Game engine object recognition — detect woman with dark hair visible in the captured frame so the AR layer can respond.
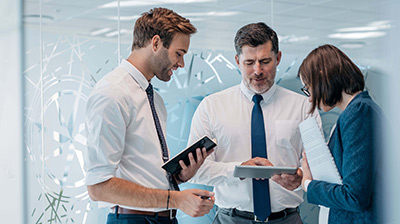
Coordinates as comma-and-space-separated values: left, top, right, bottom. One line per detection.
299, 44, 383, 224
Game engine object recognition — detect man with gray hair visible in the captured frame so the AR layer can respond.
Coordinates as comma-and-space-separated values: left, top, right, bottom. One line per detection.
187, 22, 321, 223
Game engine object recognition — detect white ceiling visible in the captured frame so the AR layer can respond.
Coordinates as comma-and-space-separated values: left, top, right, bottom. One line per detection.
23, 0, 392, 68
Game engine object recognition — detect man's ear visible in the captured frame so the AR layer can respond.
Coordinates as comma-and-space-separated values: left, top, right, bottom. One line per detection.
235, 54, 240, 66
276, 51, 282, 66
151, 35, 162, 52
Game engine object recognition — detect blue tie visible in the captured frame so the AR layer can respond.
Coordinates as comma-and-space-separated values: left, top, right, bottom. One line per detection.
251, 94, 271, 221
146, 83, 179, 191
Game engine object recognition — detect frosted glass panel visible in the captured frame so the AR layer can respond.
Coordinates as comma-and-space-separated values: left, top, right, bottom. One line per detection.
24, 28, 118, 223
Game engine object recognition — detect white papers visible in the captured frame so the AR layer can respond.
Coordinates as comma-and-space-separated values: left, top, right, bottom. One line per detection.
299, 117, 342, 184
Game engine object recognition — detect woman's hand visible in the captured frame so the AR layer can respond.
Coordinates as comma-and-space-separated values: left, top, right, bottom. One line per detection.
301, 152, 313, 191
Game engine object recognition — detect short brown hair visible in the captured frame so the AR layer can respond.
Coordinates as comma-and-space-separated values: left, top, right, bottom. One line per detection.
132, 7, 197, 50
298, 44, 364, 113
234, 22, 279, 56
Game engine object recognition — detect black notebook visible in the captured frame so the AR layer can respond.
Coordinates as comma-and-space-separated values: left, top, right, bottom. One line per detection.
162, 136, 217, 175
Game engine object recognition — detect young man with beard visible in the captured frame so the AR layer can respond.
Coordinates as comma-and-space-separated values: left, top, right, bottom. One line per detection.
187, 22, 321, 223
84, 8, 215, 224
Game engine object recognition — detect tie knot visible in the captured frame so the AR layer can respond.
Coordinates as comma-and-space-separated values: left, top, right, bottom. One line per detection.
252, 94, 263, 104
146, 83, 153, 97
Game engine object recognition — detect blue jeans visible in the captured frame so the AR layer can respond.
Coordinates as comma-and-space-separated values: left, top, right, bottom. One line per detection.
107, 213, 178, 224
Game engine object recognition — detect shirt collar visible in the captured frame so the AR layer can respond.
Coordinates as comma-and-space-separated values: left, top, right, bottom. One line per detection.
120, 59, 150, 91
240, 80, 277, 103
347, 91, 369, 107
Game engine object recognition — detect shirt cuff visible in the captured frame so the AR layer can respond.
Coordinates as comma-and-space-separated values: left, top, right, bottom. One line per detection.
303, 179, 311, 192
85, 166, 116, 185
293, 184, 303, 192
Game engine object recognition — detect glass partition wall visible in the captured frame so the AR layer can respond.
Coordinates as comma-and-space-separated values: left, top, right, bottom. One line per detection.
24, 1, 122, 223
0, 0, 25, 223
23, 1, 390, 223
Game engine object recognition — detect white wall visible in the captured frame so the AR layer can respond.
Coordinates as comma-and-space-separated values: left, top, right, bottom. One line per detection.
383, 0, 400, 223
0, 0, 25, 223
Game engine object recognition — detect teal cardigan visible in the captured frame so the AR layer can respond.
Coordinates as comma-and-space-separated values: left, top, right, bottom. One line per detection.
307, 91, 383, 224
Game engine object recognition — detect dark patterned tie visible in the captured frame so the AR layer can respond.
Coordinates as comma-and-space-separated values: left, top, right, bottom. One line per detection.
146, 83, 179, 191
251, 94, 271, 221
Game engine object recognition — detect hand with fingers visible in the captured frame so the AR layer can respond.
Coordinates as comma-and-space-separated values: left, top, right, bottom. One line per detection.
171, 189, 215, 217
240, 157, 274, 180
271, 168, 303, 191
175, 147, 214, 183
300, 152, 313, 191
241, 157, 274, 166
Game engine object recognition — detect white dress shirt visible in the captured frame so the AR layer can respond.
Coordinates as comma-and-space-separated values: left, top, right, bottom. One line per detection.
188, 81, 321, 213
84, 59, 170, 212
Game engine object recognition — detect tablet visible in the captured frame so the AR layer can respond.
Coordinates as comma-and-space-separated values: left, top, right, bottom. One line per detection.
233, 165, 297, 179
162, 136, 217, 175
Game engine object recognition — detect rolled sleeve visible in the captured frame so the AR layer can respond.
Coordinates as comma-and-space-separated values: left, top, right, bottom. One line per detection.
84, 90, 129, 186
85, 166, 116, 186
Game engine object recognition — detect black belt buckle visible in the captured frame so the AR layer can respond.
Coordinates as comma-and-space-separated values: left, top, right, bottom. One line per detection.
254, 215, 268, 222
254, 208, 291, 222
282, 209, 288, 219
169, 209, 177, 220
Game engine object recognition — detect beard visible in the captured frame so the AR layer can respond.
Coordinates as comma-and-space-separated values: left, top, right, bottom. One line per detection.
245, 76, 274, 94
153, 48, 173, 82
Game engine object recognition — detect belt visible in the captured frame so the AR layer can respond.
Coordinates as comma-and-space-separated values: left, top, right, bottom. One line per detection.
112, 206, 177, 219
223, 207, 298, 222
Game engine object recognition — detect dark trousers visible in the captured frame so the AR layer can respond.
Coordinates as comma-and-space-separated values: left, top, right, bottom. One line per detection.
213, 207, 302, 224
107, 213, 178, 224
